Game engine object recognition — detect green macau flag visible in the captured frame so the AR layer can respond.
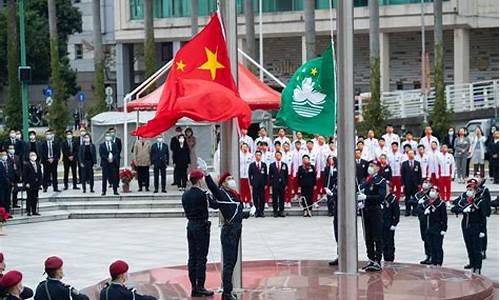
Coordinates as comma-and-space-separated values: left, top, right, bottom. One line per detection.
275, 44, 336, 137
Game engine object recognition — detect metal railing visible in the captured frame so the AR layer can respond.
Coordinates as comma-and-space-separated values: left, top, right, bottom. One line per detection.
357, 80, 499, 119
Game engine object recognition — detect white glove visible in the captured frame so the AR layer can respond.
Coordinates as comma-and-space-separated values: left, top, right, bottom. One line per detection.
357, 201, 365, 210
197, 157, 208, 172
479, 232, 485, 238
463, 206, 471, 213
424, 207, 431, 215
249, 206, 256, 217
418, 198, 425, 204
357, 194, 367, 201
324, 188, 333, 196
440, 231, 446, 236
390, 225, 396, 231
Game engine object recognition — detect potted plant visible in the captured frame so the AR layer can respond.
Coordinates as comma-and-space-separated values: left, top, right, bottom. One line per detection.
0, 207, 9, 236
119, 168, 135, 193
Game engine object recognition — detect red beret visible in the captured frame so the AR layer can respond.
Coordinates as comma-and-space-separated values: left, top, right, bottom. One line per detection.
466, 178, 479, 188
0, 252, 3, 264
218, 171, 231, 186
44, 256, 63, 270
369, 160, 381, 167
109, 260, 129, 277
0, 270, 22, 289
189, 170, 204, 180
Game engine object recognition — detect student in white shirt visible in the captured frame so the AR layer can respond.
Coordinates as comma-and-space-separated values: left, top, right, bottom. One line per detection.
401, 144, 412, 162
419, 126, 440, 153
401, 131, 418, 153
282, 142, 293, 207
290, 140, 305, 201
328, 140, 337, 158
382, 124, 400, 152
427, 141, 441, 186
255, 127, 274, 152
292, 131, 307, 151
415, 144, 429, 179
312, 134, 320, 149
437, 144, 455, 202
239, 143, 254, 207
363, 129, 378, 161
274, 128, 291, 148
239, 128, 255, 153
387, 142, 403, 200
314, 136, 329, 202
374, 138, 388, 161
357, 140, 371, 161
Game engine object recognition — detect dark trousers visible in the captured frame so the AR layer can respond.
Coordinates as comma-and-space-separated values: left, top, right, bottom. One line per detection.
426, 231, 444, 265
332, 208, 338, 243
137, 166, 150, 189
173, 164, 180, 185
81, 162, 94, 192
0, 187, 12, 213
327, 196, 335, 216
271, 186, 285, 214
482, 221, 488, 253
63, 159, 78, 188
11, 179, 19, 207
382, 226, 395, 262
362, 206, 383, 263
466, 158, 471, 177
419, 216, 431, 258
252, 186, 265, 216
462, 223, 482, 270
301, 186, 314, 212
43, 161, 58, 190
26, 188, 39, 214
404, 187, 418, 215
153, 165, 166, 191
221, 223, 242, 295
491, 159, 499, 183
187, 221, 211, 290
177, 166, 188, 188
102, 163, 118, 194
473, 164, 485, 178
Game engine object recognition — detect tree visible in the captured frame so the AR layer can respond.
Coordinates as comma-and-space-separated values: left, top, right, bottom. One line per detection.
47, 0, 69, 137
4, 0, 21, 129
430, 0, 450, 138
358, 0, 387, 135
143, 0, 155, 82
304, 0, 315, 60
190, 0, 198, 36
89, 0, 106, 117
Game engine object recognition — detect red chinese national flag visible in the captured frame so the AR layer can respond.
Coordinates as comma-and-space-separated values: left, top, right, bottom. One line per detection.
134, 14, 251, 138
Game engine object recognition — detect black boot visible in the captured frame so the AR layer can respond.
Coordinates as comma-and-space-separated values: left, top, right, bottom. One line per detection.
419, 257, 431, 265
222, 293, 237, 300
191, 287, 214, 297
464, 264, 473, 269
482, 251, 486, 259
329, 258, 338, 266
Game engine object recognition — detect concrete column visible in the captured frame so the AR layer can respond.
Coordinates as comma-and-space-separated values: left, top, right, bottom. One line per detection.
379, 32, 390, 92
301, 35, 307, 63
173, 40, 182, 55
454, 28, 470, 84
116, 43, 132, 107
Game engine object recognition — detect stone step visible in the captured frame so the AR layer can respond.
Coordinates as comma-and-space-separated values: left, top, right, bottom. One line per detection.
6, 211, 70, 226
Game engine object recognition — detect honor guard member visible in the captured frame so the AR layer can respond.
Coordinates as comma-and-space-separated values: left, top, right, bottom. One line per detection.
0, 254, 34, 299
34, 256, 90, 300
297, 155, 316, 217
269, 151, 288, 217
99, 260, 157, 300
0, 270, 31, 300
382, 182, 400, 262
181, 170, 218, 297
204, 172, 253, 300
451, 179, 489, 274
357, 160, 386, 272
411, 178, 433, 264
323, 156, 339, 265
248, 151, 267, 217
475, 176, 491, 259
415, 186, 447, 266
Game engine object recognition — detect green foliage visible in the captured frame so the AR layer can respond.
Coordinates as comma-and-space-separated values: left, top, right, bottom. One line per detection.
358, 57, 388, 135
88, 62, 107, 118
430, 43, 451, 138
47, 37, 69, 138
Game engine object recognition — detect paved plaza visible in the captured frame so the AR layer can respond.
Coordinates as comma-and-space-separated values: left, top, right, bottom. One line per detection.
0, 214, 497, 291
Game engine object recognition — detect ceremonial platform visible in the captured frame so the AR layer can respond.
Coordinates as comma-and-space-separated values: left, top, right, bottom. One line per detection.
80, 260, 497, 300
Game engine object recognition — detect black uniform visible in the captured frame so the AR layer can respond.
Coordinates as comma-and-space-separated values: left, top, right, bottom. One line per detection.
378, 164, 392, 182
0, 159, 14, 213
359, 174, 386, 265
401, 159, 422, 216
0, 275, 33, 299
355, 158, 368, 184
7, 154, 22, 208
411, 191, 431, 260
323, 165, 338, 240
23, 160, 43, 215
248, 161, 267, 217
477, 185, 491, 257
40, 140, 61, 192
99, 141, 119, 195
34, 278, 89, 300
205, 175, 250, 297
99, 282, 157, 300
451, 191, 489, 272
181, 186, 218, 291
150, 142, 169, 192
269, 160, 288, 216
382, 193, 400, 262
488, 139, 498, 183
61, 138, 79, 190
78, 143, 97, 193
415, 197, 447, 266
297, 164, 316, 212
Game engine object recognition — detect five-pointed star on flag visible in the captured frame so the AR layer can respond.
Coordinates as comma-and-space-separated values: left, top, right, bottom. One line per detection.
310, 68, 318, 76
198, 47, 225, 80
176, 60, 186, 71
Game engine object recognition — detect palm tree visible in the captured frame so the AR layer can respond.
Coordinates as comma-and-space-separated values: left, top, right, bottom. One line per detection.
304, 0, 315, 60
190, 0, 198, 36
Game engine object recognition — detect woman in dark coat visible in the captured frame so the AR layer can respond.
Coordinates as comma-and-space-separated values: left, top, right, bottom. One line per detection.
173, 134, 190, 191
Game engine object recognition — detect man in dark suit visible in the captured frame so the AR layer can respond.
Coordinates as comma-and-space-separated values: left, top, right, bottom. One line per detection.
40, 129, 61, 192
488, 131, 498, 184
3, 129, 24, 156
61, 130, 79, 190
355, 148, 368, 185
23, 151, 43, 216
109, 128, 122, 188
6, 145, 22, 209
150, 136, 169, 193
0, 149, 14, 216
248, 150, 267, 217
170, 126, 183, 186
401, 150, 422, 216
269, 151, 288, 217
99, 132, 119, 196
25, 130, 41, 162
78, 134, 97, 193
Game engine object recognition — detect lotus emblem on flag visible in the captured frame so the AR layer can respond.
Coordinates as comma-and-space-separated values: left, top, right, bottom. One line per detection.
292, 77, 326, 118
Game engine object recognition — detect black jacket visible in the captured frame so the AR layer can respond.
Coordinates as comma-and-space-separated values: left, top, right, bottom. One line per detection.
172, 144, 190, 167
0, 160, 14, 187
488, 140, 498, 161
355, 159, 368, 184
24, 141, 42, 162
415, 198, 447, 233
269, 161, 288, 189
359, 174, 386, 207
61, 139, 79, 162
451, 192, 489, 228
99, 142, 119, 167
23, 161, 43, 190
248, 161, 267, 189
378, 164, 392, 182
297, 164, 316, 189
99, 282, 156, 300
112, 137, 122, 159
40, 140, 61, 164
7, 154, 22, 181
34, 278, 89, 300
401, 160, 422, 191
150, 142, 169, 166
79, 144, 97, 165
3, 138, 25, 157
383, 193, 400, 228
205, 174, 249, 224
182, 186, 219, 221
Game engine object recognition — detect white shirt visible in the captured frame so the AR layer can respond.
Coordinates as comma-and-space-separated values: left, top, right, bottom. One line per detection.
292, 139, 307, 151
363, 138, 378, 161
387, 151, 403, 177
382, 133, 400, 151
260, 150, 274, 167
437, 152, 455, 177
239, 135, 255, 153
304, 149, 318, 168
239, 151, 253, 179
290, 149, 304, 177
419, 135, 440, 153
415, 152, 429, 178
282, 151, 293, 175
374, 146, 388, 161
274, 136, 291, 148
427, 149, 440, 176
401, 140, 418, 153
315, 145, 330, 178
255, 136, 274, 152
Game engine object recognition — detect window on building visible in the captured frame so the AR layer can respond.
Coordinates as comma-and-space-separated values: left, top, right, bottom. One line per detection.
75, 44, 83, 59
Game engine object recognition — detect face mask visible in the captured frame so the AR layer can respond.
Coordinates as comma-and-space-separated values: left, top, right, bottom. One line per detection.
84, 138, 90, 143
448, 131, 454, 135
9, 133, 15, 139
66, 135, 73, 140
30, 135, 36, 140
429, 191, 437, 199
30, 155, 37, 161
179, 138, 185, 143
8, 149, 15, 155
423, 183, 431, 190
466, 190, 474, 197
105, 136, 112, 141
110, 132, 116, 138
15, 134, 21, 140
367, 166, 376, 175
227, 179, 237, 189
80, 131, 86, 136
157, 138, 163, 143
0, 156, 7, 161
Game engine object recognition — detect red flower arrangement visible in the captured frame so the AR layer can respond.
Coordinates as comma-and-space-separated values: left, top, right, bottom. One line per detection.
0, 207, 9, 223
119, 168, 135, 184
